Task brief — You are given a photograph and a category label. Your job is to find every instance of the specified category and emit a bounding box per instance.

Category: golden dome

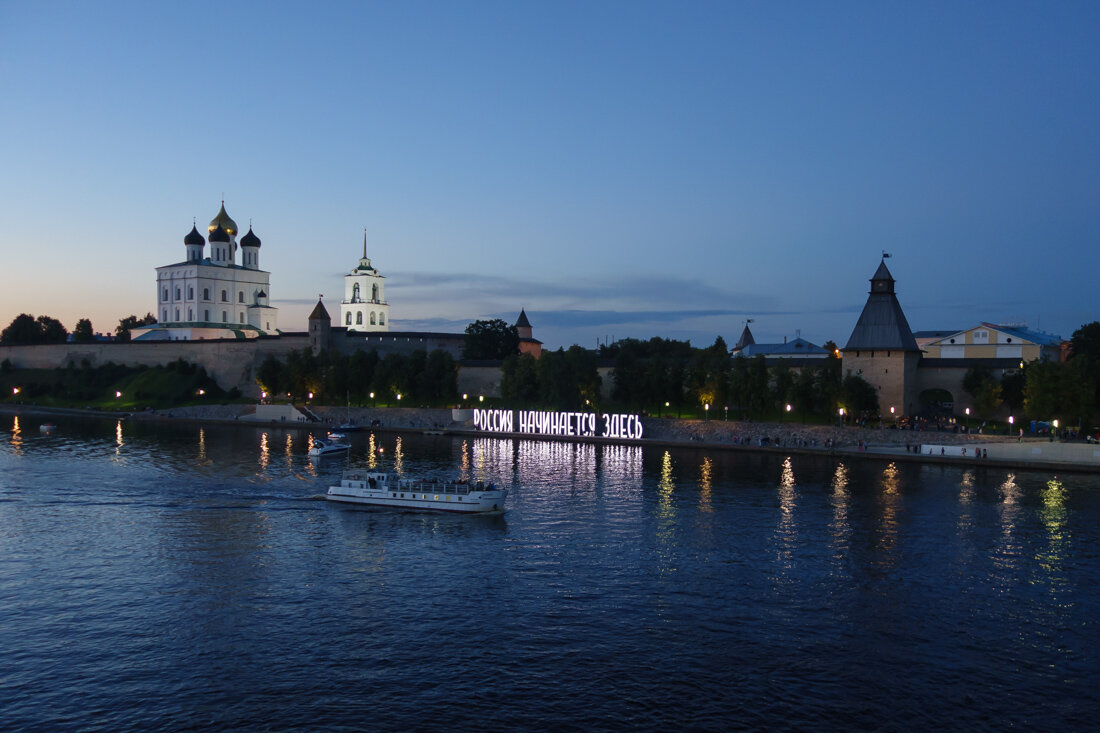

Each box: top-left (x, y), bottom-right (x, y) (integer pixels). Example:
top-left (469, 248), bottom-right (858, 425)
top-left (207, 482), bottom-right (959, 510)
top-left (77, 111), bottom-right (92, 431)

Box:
top-left (208, 202), bottom-right (238, 237)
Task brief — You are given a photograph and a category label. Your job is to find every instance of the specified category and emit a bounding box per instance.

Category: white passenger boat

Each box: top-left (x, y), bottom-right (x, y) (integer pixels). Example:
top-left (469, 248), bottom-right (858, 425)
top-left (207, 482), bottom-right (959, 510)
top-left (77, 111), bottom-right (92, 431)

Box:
top-left (308, 438), bottom-right (350, 457)
top-left (326, 471), bottom-right (507, 514)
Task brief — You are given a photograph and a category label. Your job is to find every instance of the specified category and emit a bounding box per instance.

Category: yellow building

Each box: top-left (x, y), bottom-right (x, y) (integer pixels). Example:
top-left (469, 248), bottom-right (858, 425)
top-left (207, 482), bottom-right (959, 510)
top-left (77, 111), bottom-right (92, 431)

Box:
top-left (920, 323), bottom-right (1062, 363)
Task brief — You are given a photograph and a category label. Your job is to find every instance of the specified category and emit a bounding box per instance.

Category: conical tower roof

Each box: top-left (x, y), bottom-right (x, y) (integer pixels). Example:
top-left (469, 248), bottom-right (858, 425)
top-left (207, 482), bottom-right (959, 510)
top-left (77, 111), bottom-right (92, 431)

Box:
top-left (844, 259), bottom-right (919, 351)
top-left (308, 297), bottom-right (330, 322)
top-left (734, 324), bottom-right (755, 350)
top-left (515, 308), bottom-right (531, 328)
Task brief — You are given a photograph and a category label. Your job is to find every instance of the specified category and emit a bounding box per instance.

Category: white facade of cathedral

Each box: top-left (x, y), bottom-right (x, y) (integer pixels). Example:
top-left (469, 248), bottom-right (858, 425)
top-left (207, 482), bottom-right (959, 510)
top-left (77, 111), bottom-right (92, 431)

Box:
top-left (339, 234), bottom-right (389, 332)
top-left (138, 203), bottom-right (278, 340)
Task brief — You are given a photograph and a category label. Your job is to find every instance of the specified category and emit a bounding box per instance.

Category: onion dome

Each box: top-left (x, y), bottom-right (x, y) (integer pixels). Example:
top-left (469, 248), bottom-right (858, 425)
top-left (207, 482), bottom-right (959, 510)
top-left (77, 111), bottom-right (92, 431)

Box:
top-left (257, 290), bottom-right (267, 298)
top-left (208, 202), bottom-right (238, 237)
top-left (184, 225), bottom-right (205, 245)
top-left (240, 226), bottom-right (261, 248)
top-left (209, 224), bottom-right (230, 243)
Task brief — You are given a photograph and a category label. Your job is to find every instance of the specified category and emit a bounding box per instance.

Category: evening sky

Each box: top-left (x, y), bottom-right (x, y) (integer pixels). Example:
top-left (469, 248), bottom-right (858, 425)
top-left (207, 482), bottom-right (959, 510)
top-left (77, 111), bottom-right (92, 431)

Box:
top-left (2, 1), bottom-right (1098, 349)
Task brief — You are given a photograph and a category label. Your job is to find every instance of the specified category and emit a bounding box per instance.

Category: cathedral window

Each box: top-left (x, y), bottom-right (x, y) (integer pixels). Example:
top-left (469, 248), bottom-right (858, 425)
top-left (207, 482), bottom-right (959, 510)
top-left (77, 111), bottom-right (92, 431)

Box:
top-left (372, 284), bottom-right (378, 301)
top-left (345, 312), bottom-right (352, 325)
top-left (238, 292), bottom-right (244, 303)
top-left (222, 311), bottom-right (227, 323)
top-left (353, 284), bottom-right (360, 302)
top-left (174, 309), bottom-right (180, 321)
top-left (175, 288), bottom-right (181, 300)
top-left (370, 312), bottom-right (376, 325)
top-left (188, 287), bottom-right (194, 300)
top-left (240, 313), bottom-right (245, 323)
top-left (188, 309), bottom-right (193, 321)
top-left (203, 288), bottom-right (210, 300)
top-left (162, 309), bottom-right (167, 321)
top-left (356, 312), bottom-right (363, 325)
top-left (204, 309), bottom-right (209, 321)
top-left (221, 290), bottom-right (228, 302)
top-left (162, 289), bottom-right (168, 302)
top-left (379, 313), bottom-right (385, 325)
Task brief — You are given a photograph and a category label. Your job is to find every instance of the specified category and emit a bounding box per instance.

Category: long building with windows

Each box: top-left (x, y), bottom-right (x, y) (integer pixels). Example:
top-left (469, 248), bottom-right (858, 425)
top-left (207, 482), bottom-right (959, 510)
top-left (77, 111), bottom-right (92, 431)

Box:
top-left (136, 203), bottom-right (279, 340)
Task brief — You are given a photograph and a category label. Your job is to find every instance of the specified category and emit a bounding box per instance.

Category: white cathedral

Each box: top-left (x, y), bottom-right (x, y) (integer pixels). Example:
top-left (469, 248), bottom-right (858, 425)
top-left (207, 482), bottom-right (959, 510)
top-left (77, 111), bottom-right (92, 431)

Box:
top-left (135, 203), bottom-right (279, 340)
top-left (339, 233), bottom-right (389, 332)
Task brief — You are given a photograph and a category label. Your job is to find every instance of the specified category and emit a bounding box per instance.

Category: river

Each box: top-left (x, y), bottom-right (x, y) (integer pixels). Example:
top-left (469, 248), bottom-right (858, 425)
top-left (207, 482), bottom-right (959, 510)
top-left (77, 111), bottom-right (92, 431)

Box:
top-left (0, 415), bottom-right (1096, 730)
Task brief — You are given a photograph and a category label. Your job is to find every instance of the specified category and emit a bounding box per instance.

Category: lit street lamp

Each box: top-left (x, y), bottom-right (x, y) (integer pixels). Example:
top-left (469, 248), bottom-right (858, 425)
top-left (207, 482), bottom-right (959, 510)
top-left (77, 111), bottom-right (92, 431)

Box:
top-left (370, 391), bottom-right (375, 407)
top-left (705, 403), bottom-right (710, 422)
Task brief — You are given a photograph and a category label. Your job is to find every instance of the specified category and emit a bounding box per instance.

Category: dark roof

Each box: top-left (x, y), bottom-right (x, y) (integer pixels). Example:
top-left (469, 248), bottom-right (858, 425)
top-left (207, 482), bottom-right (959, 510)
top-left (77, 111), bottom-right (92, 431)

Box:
top-left (184, 225), bottom-right (205, 246)
top-left (734, 324), bottom-right (755, 350)
top-left (844, 260), bottom-right (920, 352)
top-left (307, 299), bottom-right (330, 321)
top-left (515, 309), bottom-right (532, 328)
top-left (737, 337), bottom-right (828, 357)
top-left (240, 227), bottom-right (261, 248)
top-left (208, 224), bottom-right (230, 243)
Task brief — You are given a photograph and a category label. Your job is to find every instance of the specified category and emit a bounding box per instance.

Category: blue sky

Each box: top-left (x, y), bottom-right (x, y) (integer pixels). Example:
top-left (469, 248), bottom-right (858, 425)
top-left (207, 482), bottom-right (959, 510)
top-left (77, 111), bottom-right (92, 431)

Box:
top-left (2, 1), bottom-right (1098, 349)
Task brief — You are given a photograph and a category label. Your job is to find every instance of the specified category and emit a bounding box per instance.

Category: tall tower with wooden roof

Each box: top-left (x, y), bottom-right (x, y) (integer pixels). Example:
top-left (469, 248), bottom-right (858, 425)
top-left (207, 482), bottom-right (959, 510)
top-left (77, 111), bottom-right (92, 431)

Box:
top-left (842, 258), bottom-right (922, 416)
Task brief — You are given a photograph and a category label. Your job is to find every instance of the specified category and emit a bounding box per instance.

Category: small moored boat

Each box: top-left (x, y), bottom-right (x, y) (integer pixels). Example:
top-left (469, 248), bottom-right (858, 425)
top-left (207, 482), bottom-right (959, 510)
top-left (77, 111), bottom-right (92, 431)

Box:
top-left (308, 438), bottom-right (350, 457)
top-left (326, 471), bottom-right (506, 514)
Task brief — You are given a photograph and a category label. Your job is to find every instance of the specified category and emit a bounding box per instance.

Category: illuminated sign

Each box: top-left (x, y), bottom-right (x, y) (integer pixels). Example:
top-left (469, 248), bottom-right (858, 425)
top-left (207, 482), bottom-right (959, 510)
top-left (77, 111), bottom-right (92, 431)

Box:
top-left (472, 409), bottom-right (644, 440)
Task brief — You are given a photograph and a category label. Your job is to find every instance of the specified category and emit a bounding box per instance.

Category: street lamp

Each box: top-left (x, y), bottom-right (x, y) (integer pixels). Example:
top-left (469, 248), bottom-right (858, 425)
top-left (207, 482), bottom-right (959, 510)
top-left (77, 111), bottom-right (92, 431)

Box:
top-left (838, 407), bottom-right (845, 427)
top-left (115, 391), bottom-right (122, 399)
top-left (198, 389), bottom-right (205, 396)
top-left (479, 395), bottom-right (484, 403)
top-left (1008, 415), bottom-right (1014, 436)
top-left (785, 404), bottom-right (792, 422)
top-left (308, 392), bottom-right (313, 401)
top-left (725, 405), bottom-right (729, 421)
top-left (664, 401), bottom-right (670, 418)
top-left (370, 391), bottom-right (375, 407)
top-left (396, 393), bottom-right (402, 404)
top-left (705, 403), bottom-right (710, 421)
top-left (12, 387), bottom-right (19, 396)
top-left (964, 407), bottom-right (970, 432)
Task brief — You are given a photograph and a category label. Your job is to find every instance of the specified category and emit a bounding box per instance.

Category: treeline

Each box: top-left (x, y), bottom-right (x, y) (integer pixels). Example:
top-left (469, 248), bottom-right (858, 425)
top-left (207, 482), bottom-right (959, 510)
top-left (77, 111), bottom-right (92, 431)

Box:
top-left (0, 313), bottom-right (157, 344)
top-left (603, 336), bottom-right (878, 419)
top-left (1, 358), bottom-right (231, 406)
top-left (255, 348), bottom-right (458, 405)
top-left (499, 347), bottom-right (601, 408)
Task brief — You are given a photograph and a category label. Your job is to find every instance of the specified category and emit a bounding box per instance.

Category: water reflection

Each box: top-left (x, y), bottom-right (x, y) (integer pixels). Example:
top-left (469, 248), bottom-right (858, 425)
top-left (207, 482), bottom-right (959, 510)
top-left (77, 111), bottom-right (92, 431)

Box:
top-left (459, 440), bottom-right (470, 481)
top-left (394, 437), bottom-right (404, 476)
top-left (655, 451), bottom-right (677, 588)
top-left (197, 427), bottom-right (208, 464)
top-left (9, 416), bottom-right (22, 454)
top-left (994, 473), bottom-right (1021, 573)
top-left (114, 419), bottom-right (125, 459)
top-left (697, 456), bottom-right (713, 513)
top-left (829, 462), bottom-right (851, 558)
top-left (774, 457), bottom-right (798, 572)
top-left (1038, 478), bottom-right (1069, 582)
top-left (259, 432), bottom-right (270, 473)
top-left (285, 434), bottom-right (294, 469)
top-left (874, 462), bottom-right (901, 563)
top-left (367, 433), bottom-right (378, 469)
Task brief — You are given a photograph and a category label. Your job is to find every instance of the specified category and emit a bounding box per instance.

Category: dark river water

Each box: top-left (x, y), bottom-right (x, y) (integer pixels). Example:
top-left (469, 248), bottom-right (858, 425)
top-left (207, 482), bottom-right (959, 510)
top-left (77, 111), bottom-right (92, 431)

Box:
top-left (0, 415), bottom-right (1097, 731)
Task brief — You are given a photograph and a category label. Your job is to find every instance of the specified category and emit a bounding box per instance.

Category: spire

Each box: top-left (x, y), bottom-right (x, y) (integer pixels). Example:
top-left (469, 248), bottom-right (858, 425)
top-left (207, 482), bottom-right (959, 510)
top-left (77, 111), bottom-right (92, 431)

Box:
top-left (735, 320), bottom-right (755, 351)
top-left (363, 229), bottom-right (368, 260)
top-left (844, 258), bottom-right (919, 351)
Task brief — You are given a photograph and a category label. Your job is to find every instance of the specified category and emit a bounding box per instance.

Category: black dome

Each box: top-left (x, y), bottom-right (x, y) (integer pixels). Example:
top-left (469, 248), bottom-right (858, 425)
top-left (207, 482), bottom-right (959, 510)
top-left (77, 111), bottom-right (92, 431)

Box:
top-left (209, 224), bottom-right (230, 243)
top-left (240, 227), bottom-right (261, 248)
top-left (184, 225), bottom-right (205, 246)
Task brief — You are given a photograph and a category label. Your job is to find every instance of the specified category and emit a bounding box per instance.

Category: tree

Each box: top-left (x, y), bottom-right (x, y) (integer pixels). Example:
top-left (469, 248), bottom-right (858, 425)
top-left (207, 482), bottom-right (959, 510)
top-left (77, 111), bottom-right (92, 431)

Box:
top-left (256, 355), bottom-right (283, 396)
top-left (963, 365), bottom-right (1002, 420)
top-left (36, 316), bottom-right (68, 343)
top-left (842, 374), bottom-right (880, 416)
top-left (501, 353), bottom-right (540, 402)
top-left (116, 313), bottom-right (157, 342)
top-left (1, 314), bottom-right (41, 344)
top-left (463, 319), bottom-right (519, 360)
top-left (73, 318), bottom-right (95, 343)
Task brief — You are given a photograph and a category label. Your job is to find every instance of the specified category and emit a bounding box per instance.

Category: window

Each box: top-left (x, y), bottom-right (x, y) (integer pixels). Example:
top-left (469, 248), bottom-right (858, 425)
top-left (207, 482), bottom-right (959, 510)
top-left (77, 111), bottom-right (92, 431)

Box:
top-left (222, 311), bottom-right (227, 323)
top-left (188, 287), bottom-right (194, 299)
top-left (203, 288), bottom-right (209, 300)
top-left (379, 313), bottom-right (385, 325)
top-left (370, 312), bottom-right (376, 325)
top-left (372, 284), bottom-right (379, 301)
top-left (238, 292), bottom-right (244, 303)
top-left (175, 288), bottom-right (181, 300)
top-left (162, 309), bottom-right (168, 321)
top-left (204, 309), bottom-right (209, 321)
top-left (188, 308), bottom-right (192, 320)
top-left (221, 290), bottom-right (228, 302)
top-left (174, 308), bottom-right (180, 321)
top-left (265, 322), bottom-right (270, 330)
top-left (356, 312), bottom-right (363, 325)
top-left (345, 312), bottom-right (352, 325)
top-left (162, 289), bottom-right (168, 301)
top-left (240, 313), bottom-right (245, 323)
top-left (973, 330), bottom-right (989, 344)
top-left (352, 283), bottom-right (360, 302)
